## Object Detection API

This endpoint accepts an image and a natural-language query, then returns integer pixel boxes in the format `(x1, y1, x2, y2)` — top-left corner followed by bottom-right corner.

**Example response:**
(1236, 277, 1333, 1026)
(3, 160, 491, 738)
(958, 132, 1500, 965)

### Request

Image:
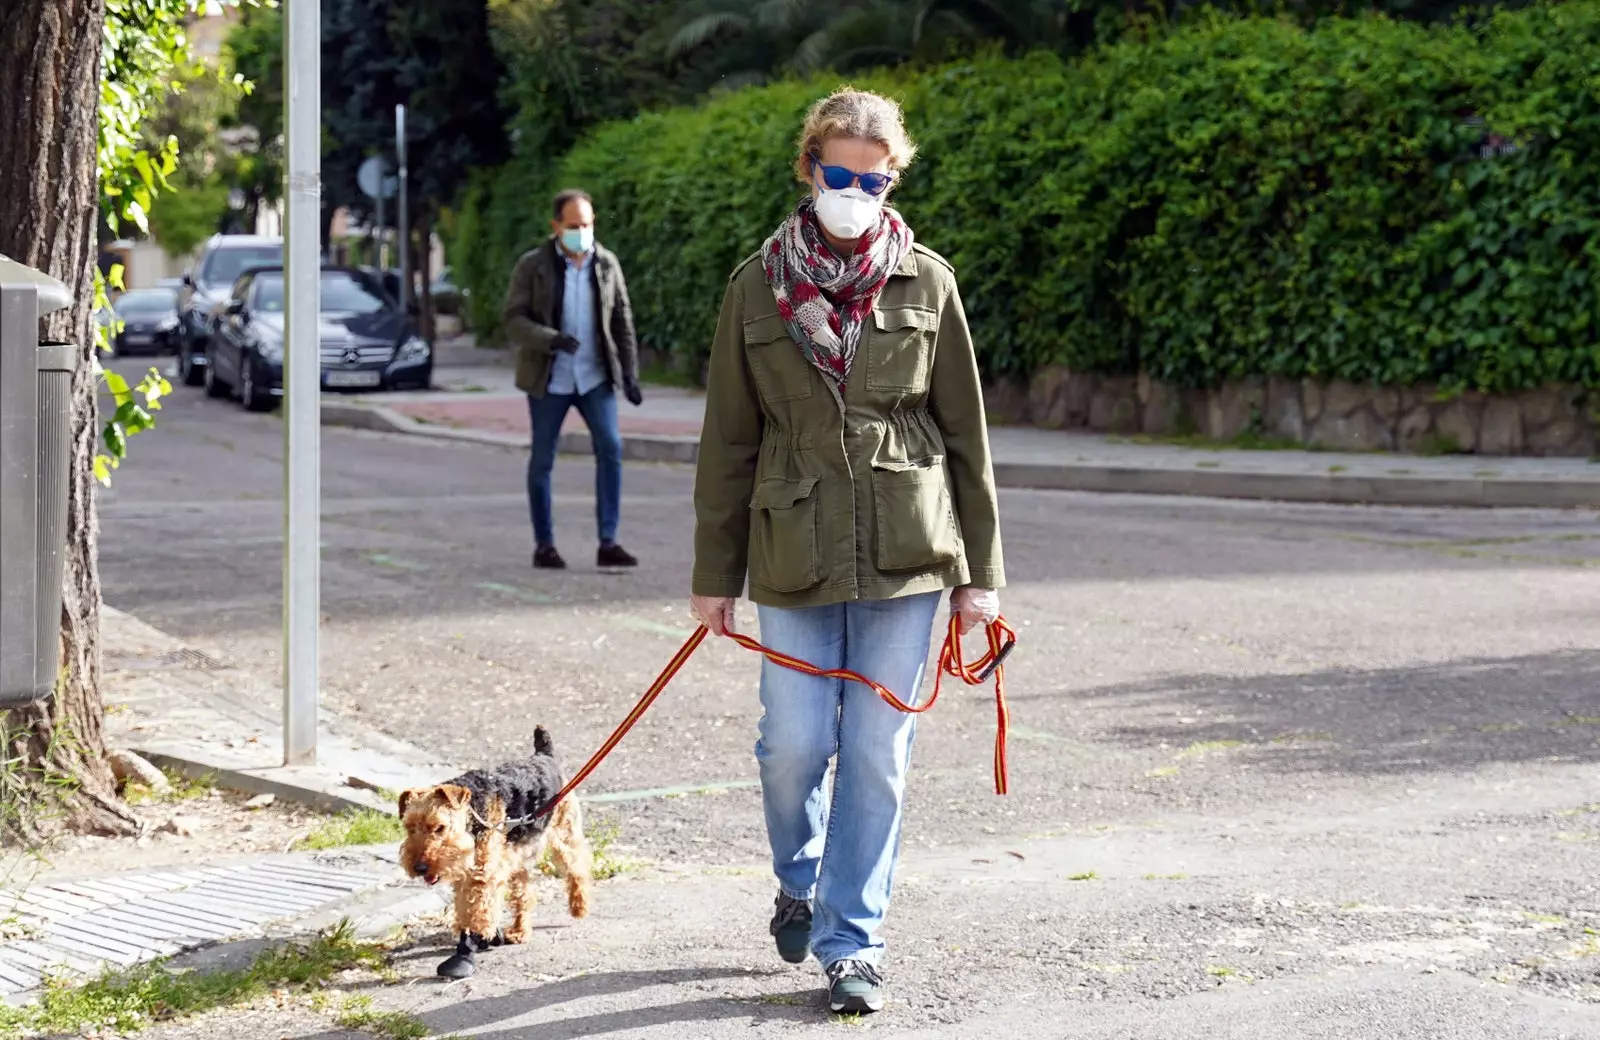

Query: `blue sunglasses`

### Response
(810, 154, 895, 197)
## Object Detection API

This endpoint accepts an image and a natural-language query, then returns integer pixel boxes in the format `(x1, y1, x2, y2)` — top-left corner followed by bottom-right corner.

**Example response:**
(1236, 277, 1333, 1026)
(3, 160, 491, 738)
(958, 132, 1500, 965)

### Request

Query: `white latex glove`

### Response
(689, 595, 737, 636)
(950, 587, 999, 635)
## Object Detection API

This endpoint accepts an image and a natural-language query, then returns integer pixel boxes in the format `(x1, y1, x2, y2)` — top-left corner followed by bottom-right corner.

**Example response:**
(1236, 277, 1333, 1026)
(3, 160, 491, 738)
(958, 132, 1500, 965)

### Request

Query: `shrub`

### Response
(455, 3, 1600, 392)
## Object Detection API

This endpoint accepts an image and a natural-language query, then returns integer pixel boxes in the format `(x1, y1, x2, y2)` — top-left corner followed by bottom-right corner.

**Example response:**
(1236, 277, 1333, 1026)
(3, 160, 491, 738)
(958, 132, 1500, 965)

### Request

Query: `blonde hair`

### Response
(793, 87, 918, 186)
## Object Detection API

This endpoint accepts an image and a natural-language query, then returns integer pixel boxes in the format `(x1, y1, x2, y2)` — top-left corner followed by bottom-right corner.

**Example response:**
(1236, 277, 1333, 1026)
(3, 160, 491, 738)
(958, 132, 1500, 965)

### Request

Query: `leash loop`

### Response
(533, 616, 1014, 817)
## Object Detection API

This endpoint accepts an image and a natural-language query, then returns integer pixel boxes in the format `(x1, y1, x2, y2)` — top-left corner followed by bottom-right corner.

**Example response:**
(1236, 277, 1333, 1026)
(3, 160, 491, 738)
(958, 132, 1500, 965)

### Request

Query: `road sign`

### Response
(357, 156, 397, 200)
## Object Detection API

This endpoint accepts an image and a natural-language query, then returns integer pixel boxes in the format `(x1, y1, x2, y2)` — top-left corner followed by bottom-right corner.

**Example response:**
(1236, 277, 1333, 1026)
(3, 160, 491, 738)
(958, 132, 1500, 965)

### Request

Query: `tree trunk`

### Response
(0, 0, 136, 838)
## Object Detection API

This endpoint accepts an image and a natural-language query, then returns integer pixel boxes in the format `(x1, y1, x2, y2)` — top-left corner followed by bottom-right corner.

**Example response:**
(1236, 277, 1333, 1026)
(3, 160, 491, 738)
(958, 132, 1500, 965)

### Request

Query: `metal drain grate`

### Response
(103, 647, 228, 672)
(0, 856, 392, 994)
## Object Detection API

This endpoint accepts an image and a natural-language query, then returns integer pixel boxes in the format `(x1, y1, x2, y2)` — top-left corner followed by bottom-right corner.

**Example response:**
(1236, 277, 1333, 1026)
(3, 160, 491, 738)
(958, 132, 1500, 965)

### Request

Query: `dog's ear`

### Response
(438, 784, 473, 810)
(397, 788, 420, 816)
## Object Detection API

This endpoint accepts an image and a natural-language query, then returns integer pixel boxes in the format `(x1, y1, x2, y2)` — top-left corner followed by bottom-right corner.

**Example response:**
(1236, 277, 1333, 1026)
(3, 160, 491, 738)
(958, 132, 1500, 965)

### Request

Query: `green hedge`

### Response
(454, 3, 1600, 392)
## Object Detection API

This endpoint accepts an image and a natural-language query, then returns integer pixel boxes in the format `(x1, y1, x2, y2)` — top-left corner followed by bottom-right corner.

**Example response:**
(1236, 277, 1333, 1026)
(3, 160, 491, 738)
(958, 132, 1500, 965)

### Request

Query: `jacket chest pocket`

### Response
(750, 476, 821, 593)
(871, 457, 961, 573)
(743, 314, 814, 403)
(866, 305, 937, 394)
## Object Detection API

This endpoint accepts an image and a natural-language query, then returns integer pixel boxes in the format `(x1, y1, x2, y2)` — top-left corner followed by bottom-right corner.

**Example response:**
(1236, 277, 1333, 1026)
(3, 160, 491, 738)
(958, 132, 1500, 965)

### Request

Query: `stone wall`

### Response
(985, 367, 1598, 457)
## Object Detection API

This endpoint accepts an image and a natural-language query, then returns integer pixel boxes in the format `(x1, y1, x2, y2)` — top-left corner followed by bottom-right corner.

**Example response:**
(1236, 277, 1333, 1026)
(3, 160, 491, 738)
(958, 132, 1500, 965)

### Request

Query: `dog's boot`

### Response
(771, 892, 813, 965)
(436, 934, 478, 980)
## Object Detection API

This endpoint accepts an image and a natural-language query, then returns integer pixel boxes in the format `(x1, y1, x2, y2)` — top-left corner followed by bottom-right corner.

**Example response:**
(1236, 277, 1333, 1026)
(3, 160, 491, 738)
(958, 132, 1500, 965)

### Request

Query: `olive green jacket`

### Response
(692, 242, 1005, 608)
(502, 238, 639, 398)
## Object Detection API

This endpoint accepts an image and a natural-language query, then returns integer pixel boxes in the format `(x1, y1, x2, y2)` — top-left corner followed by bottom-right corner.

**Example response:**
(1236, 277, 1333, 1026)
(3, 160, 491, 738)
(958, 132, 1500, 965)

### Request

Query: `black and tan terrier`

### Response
(398, 727, 594, 979)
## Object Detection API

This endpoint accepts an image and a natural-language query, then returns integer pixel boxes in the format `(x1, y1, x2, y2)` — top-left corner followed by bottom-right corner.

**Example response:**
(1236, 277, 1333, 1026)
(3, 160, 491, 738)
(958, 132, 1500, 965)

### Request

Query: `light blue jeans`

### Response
(755, 590, 941, 968)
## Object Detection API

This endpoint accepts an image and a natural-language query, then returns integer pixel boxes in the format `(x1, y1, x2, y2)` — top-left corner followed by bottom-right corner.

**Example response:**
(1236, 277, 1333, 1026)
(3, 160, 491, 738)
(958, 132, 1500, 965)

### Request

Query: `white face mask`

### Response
(814, 187, 884, 240)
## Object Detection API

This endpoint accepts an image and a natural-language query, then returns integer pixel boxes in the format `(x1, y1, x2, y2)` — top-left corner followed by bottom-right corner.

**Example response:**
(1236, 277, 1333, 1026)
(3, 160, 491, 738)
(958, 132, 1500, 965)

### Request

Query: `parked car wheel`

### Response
(240, 360, 273, 412)
(179, 346, 206, 387)
(203, 356, 230, 399)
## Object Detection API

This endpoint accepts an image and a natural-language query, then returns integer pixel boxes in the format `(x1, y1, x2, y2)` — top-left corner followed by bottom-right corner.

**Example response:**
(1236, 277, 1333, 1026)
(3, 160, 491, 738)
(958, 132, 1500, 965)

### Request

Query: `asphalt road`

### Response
(104, 359, 1600, 1038)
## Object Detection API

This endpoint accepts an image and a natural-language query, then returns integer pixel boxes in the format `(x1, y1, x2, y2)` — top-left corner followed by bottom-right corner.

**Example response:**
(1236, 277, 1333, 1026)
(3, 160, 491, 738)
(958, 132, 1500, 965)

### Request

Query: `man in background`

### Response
(503, 188, 644, 570)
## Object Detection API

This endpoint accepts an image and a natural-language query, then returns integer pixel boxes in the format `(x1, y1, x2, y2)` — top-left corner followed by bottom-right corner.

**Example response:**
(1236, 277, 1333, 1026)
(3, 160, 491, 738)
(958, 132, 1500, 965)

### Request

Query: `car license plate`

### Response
(324, 370, 381, 388)
(122, 333, 151, 346)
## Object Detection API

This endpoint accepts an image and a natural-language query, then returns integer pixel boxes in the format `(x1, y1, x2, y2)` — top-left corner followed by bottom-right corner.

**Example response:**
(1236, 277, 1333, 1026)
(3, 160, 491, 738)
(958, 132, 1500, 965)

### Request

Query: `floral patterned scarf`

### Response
(760, 198, 913, 391)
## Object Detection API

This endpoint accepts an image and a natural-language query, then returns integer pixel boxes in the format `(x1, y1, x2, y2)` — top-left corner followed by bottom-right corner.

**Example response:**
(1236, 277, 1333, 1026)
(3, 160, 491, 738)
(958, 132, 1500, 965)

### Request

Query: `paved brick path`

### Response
(392, 396, 703, 439)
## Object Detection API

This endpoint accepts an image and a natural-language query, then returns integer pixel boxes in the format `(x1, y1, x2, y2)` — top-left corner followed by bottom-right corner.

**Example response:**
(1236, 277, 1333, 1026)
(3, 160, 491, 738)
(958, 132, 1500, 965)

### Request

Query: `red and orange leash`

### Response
(533, 614, 1017, 819)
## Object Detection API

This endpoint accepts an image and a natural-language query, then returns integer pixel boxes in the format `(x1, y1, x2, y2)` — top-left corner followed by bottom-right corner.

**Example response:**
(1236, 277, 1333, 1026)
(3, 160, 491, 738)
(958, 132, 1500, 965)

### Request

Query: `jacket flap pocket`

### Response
(873, 306, 937, 333)
(743, 314, 792, 345)
(872, 454, 945, 473)
(750, 476, 819, 510)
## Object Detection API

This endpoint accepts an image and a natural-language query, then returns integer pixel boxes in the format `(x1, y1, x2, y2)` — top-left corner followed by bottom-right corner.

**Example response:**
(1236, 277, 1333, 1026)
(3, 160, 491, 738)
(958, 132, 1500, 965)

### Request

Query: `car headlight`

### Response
(258, 339, 284, 362)
(397, 335, 429, 362)
(157, 316, 179, 332)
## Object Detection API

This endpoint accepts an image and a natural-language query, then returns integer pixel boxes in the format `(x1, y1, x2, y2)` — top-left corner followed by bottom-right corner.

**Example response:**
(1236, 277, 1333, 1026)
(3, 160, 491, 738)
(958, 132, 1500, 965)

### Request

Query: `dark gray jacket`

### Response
(503, 238, 639, 398)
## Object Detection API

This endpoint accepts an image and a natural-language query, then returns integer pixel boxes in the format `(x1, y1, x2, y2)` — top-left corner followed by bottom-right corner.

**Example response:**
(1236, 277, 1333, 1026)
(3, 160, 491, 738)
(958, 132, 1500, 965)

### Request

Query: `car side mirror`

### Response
(182, 271, 194, 288)
(227, 299, 247, 317)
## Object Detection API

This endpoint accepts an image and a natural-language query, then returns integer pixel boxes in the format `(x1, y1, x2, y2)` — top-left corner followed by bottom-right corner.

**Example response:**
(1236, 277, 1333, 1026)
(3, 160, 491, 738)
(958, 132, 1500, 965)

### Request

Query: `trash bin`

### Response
(0, 255, 77, 708)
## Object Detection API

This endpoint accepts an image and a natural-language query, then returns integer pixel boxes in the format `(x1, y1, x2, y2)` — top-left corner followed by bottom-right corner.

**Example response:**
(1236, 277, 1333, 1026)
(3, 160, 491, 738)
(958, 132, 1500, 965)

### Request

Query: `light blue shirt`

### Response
(547, 251, 607, 396)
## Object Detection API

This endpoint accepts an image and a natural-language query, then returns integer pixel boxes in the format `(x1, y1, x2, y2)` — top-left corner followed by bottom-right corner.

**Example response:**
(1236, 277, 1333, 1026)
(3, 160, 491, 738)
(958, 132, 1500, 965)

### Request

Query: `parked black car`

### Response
(110, 287, 180, 355)
(203, 265, 432, 411)
(176, 234, 283, 386)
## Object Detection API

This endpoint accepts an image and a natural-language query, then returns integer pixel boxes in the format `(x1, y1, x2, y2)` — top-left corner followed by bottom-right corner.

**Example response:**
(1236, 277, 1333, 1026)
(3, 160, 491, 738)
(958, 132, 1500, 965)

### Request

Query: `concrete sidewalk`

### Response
(0, 610, 464, 1003)
(322, 355, 1600, 508)
(102, 606, 457, 814)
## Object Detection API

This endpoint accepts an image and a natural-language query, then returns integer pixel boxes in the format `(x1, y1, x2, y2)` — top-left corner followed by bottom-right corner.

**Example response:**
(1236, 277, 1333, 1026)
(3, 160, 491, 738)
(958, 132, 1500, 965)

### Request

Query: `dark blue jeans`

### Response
(526, 385, 622, 547)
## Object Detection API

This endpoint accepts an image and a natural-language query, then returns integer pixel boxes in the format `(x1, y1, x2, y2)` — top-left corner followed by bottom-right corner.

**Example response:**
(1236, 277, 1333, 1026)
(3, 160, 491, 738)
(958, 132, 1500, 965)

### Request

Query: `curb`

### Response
(133, 750, 388, 817)
(321, 399, 698, 464)
(320, 401, 1600, 509)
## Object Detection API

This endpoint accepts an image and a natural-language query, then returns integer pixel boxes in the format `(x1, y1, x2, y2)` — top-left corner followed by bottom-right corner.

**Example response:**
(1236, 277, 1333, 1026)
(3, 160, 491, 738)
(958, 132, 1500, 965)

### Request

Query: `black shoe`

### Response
(597, 542, 638, 568)
(533, 545, 567, 570)
(826, 959, 886, 1014)
(437, 933, 479, 979)
(770, 892, 813, 965)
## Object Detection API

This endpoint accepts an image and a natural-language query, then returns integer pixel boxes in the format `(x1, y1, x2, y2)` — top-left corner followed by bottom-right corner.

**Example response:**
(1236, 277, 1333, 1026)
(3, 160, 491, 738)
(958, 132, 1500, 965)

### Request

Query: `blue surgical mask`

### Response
(560, 227, 594, 255)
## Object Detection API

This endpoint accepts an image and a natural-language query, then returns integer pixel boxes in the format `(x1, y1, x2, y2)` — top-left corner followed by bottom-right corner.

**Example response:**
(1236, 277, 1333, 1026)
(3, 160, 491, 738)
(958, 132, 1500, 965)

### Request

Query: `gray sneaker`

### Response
(826, 959, 886, 1014)
(770, 892, 813, 964)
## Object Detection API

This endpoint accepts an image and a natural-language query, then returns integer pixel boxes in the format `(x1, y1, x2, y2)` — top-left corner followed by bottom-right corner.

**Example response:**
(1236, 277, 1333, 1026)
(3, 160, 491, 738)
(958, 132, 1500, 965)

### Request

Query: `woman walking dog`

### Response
(689, 87, 1005, 1014)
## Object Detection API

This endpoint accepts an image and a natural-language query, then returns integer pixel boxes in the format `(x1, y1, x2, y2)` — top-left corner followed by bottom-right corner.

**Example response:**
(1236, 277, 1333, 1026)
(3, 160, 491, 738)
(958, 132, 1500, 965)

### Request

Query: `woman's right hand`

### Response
(689, 595, 737, 636)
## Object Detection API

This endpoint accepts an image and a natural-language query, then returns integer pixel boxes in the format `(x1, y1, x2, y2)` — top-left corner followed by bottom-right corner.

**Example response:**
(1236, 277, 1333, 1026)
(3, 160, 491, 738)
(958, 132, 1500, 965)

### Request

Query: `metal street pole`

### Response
(396, 104, 409, 309)
(283, 0, 320, 765)
(374, 189, 385, 270)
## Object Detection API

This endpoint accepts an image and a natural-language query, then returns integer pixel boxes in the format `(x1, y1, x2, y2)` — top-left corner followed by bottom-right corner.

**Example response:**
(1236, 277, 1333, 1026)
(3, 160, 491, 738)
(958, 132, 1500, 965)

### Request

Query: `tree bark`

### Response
(0, 0, 136, 838)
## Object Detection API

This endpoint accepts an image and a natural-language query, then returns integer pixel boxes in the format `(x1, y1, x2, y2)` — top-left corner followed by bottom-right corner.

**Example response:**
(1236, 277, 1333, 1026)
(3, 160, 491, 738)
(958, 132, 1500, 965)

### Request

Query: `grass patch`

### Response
(296, 809, 404, 851)
(539, 816, 637, 881)
(1477, 721, 1528, 733)
(1145, 765, 1179, 778)
(1556, 715, 1600, 727)
(639, 361, 700, 389)
(1327, 464, 1348, 474)
(1066, 871, 1099, 882)
(1142, 873, 1189, 880)
(1524, 912, 1566, 925)
(1122, 431, 1307, 452)
(1175, 739, 1248, 759)
(1206, 965, 1240, 978)
(336, 995, 450, 1039)
(124, 767, 215, 806)
(0, 921, 384, 1036)
(1415, 433, 1465, 456)
(1556, 804, 1600, 817)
